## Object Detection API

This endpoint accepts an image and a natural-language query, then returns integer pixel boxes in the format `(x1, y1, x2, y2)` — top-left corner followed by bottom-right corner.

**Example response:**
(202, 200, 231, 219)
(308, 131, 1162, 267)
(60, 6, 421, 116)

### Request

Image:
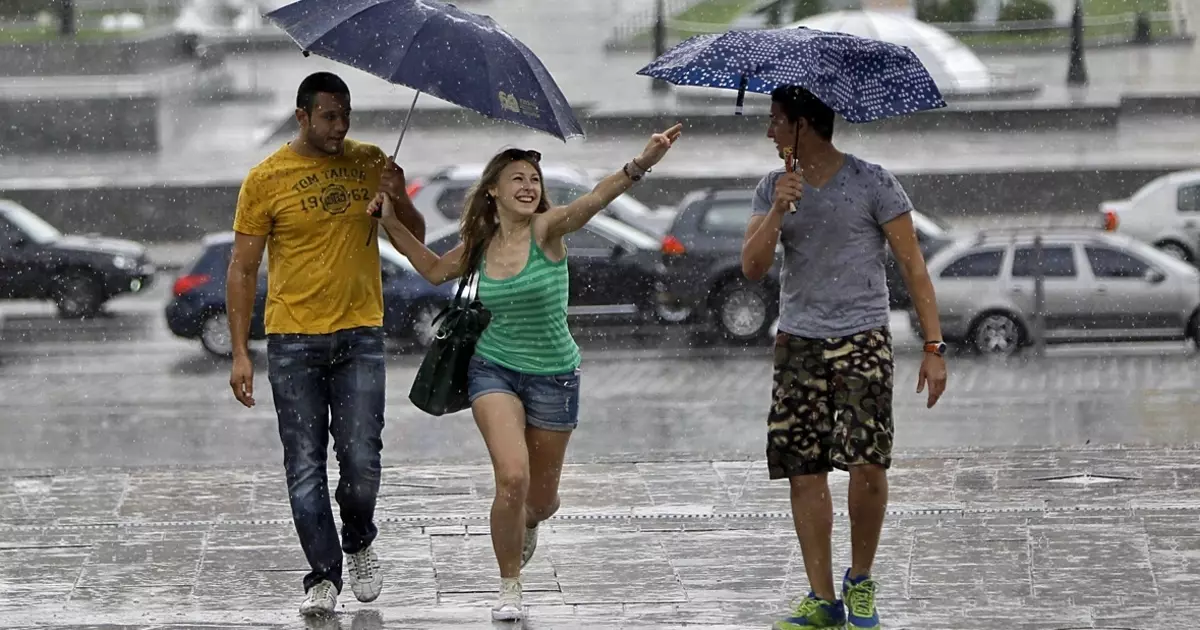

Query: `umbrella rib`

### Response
(383, 11, 440, 99)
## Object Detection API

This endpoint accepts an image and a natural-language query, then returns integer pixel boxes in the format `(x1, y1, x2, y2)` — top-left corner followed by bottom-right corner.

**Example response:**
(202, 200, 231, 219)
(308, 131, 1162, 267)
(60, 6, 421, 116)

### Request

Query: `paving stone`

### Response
(4, 447, 1200, 627)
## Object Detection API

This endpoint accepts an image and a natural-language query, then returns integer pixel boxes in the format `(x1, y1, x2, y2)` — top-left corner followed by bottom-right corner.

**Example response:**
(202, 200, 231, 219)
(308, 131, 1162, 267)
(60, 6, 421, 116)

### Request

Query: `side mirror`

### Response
(610, 244, 626, 259)
(1145, 269, 1166, 284)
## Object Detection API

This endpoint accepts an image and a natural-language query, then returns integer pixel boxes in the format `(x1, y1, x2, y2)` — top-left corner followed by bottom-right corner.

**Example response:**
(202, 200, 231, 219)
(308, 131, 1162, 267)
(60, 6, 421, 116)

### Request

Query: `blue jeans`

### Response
(466, 354, 581, 431)
(266, 326, 386, 593)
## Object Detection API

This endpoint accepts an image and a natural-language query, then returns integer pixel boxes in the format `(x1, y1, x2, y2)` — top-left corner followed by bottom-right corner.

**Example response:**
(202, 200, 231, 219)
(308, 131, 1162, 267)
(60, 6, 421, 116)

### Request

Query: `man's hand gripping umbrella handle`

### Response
(782, 148, 799, 214)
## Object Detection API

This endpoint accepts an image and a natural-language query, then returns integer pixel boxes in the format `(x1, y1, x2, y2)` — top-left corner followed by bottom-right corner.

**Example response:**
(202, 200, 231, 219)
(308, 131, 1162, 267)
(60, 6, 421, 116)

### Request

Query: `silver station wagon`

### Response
(915, 229, 1200, 355)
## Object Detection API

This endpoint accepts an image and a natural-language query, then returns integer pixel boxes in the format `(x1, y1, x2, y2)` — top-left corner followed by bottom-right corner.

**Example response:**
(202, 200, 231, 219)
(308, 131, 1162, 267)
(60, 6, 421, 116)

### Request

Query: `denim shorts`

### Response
(466, 354, 581, 432)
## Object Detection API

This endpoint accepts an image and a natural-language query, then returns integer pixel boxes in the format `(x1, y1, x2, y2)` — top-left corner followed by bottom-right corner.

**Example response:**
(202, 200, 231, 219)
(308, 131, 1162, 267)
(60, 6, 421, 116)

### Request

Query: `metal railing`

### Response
(932, 10, 1183, 38)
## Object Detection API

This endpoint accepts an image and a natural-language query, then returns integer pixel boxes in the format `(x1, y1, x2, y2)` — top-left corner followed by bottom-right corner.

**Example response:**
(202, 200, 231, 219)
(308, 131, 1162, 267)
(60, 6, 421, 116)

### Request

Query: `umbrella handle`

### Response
(783, 147, 798, 214)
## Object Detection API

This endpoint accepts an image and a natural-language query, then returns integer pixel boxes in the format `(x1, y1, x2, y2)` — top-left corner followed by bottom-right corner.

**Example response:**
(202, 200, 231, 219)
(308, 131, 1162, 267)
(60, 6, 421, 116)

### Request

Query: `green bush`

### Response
(997, 0, 1055, 21)
(916, 0, 978, 22)
(0, 0, 54, 19)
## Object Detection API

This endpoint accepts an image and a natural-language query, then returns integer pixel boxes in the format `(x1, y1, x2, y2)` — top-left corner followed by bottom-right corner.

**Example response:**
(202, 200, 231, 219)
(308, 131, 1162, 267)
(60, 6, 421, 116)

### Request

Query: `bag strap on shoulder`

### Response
(452, 243, 485, 305)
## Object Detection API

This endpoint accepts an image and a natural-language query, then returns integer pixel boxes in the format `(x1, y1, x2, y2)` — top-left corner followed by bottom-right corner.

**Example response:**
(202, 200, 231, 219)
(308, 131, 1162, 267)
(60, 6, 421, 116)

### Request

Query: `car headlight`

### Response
(112, 255, 136, 270)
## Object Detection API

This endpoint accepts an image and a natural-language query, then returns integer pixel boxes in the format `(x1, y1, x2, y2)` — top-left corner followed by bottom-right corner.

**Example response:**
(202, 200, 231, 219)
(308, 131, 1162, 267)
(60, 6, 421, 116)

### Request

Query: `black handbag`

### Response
(408, 248, 491, 416)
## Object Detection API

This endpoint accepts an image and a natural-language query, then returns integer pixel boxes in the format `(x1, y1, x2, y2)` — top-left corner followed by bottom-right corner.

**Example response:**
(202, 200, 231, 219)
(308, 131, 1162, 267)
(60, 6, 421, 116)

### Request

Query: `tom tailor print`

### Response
(766, 327, 895, 479)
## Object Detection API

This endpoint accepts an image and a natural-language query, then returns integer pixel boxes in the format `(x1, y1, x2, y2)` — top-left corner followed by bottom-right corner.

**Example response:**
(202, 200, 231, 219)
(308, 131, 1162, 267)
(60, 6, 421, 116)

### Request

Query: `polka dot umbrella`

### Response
(636, 26, 946, 123)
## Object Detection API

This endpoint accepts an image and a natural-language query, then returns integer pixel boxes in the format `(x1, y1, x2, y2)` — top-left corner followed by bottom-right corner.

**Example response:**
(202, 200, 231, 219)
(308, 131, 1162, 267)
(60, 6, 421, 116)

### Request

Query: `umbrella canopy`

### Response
(266, 0, 584, 142)
(636, 26, 946, 123)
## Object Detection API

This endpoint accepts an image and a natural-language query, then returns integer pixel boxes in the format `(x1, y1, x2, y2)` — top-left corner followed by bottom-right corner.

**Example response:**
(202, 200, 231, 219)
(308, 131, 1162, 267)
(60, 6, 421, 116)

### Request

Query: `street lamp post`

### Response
(58, 0, 76, 37)
(1032, 234, 1046, 357)
(1067, 0, 1088, 85)
(651, 0, 670, 93)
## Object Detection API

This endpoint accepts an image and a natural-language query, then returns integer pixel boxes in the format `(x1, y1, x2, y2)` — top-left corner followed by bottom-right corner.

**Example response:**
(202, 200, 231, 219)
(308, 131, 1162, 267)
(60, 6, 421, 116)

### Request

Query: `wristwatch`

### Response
(923, 340, 947, 357)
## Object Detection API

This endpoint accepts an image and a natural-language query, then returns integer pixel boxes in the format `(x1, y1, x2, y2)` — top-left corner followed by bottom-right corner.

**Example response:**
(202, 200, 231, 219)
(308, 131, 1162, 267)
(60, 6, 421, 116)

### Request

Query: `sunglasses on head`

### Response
(502, 148, 541, 163)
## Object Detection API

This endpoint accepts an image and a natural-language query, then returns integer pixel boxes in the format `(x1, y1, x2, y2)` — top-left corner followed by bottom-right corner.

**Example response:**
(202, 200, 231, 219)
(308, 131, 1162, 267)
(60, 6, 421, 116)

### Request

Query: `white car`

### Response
(1100, 169, 1200, 264)
(918, 228, 1200, 355)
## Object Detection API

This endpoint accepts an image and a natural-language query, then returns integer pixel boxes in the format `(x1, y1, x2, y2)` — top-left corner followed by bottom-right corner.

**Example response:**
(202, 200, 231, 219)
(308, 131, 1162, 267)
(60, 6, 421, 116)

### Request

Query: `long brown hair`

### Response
(458, 148, 551, 276)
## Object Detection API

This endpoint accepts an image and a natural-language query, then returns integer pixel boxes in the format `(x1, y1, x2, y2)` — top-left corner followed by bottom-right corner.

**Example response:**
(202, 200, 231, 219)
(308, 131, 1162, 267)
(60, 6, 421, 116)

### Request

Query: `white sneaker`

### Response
(520, 524, 539, 568)
(299, 579, 338, 616)
(346, 545, 383, 603)
(490, 577, 523, 622)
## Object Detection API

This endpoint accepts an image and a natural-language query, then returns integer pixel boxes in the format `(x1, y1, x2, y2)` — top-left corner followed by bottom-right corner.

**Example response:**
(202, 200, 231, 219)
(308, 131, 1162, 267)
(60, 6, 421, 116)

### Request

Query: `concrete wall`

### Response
(0, 166, 1191, 243)
(0, 96, 160, 153)
(265, 100, 1126, 146)
(0, 30, 199, 76)
(0, 61, 234, 154)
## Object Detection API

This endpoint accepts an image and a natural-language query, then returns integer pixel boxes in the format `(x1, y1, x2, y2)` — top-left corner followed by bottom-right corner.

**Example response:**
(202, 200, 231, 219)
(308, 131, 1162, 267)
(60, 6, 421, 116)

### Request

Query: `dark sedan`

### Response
(165, 232, 456, 357)
(655, 188, 953, 343)
(425, 214, 671, 324)
(0, 199, 156, 318)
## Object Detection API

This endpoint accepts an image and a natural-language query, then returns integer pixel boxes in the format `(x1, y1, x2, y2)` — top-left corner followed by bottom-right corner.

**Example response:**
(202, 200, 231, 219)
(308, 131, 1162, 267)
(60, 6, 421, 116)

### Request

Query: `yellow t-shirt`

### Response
(232, 139, 388, 335)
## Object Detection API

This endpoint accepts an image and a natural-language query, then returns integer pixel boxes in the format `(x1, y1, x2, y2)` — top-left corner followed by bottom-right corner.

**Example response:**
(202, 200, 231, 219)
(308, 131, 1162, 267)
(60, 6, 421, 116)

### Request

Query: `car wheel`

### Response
(54, 272, 105, 319)
(712, 279, 773, 343)
(969, 312, 1023, 356)
(1188, 311, 1200, 349)
(410, 301, 445, 350)
(200, 312, 233, 358)
(1155, 241, 1194, 263)
(654, 302, 693, 324)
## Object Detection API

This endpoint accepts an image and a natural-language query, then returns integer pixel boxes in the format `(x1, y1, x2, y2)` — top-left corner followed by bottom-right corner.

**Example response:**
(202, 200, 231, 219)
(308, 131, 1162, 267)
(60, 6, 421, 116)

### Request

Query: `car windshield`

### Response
(589, 215, 660, 249)
(1, 201, 62, 244)
(912, 210, 951, 237)
(607, 192, 654, 217)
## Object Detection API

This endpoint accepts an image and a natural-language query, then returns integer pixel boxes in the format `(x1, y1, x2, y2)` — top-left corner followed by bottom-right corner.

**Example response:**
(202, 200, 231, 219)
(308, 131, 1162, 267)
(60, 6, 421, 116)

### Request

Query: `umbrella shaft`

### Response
(392, 90, 423, 160)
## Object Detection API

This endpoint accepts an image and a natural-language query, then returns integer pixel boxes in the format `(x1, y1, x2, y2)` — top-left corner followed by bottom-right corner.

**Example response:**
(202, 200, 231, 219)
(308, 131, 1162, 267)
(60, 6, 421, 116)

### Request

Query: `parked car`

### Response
(407, 162, 676, 235)
(0, 198, 155, 318)
(1100, 169, 1200, 264)
(918, 228, 1200, 355)
(655, 188, 954, 343)
(423, 213, 672, 324)
(165, 232, 456, 357)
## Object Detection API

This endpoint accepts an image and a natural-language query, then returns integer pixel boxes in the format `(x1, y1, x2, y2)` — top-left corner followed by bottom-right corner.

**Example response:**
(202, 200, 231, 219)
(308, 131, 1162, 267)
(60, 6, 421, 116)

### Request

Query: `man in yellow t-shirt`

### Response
(225, 71, 426, 617)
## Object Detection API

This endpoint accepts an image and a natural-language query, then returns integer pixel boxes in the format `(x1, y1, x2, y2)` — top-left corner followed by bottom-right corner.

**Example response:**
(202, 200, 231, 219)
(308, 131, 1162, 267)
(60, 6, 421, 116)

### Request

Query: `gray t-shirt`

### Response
(751, 154, 913, 339)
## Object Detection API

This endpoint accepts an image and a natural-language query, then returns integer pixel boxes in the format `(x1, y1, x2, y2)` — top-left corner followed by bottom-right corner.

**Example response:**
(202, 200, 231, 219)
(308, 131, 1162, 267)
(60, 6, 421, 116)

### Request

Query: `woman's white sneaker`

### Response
(491, 577, 524, 622)
(299, 579, 338, 616)
(346, 545, 383, 603)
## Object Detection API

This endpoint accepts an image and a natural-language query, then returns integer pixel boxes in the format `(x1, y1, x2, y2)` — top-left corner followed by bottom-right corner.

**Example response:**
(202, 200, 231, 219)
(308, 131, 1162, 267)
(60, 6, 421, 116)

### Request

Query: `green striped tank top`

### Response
(473, 233, 581, 375)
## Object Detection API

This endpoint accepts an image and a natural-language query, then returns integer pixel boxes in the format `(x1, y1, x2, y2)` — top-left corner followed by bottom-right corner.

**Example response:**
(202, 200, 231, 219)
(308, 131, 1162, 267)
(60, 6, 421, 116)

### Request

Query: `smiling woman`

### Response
(372, 124, 683, 622)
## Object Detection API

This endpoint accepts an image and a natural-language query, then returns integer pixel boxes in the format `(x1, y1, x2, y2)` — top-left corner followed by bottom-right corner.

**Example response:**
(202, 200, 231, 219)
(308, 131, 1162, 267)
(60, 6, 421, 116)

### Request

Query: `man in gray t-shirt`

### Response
(741, 86, 948, 630)
(750, 156, 914, 339)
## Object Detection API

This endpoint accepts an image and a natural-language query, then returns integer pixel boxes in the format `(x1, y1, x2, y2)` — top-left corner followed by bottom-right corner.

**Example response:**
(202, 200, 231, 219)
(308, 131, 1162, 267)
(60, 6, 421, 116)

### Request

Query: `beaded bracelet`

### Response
(624, 158, 650, 182)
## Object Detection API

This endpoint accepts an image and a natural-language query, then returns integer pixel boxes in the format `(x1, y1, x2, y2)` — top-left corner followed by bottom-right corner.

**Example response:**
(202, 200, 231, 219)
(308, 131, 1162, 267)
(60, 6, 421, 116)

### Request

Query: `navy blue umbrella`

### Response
(636, 27, 945, 123)
(266, 0, 585, 158)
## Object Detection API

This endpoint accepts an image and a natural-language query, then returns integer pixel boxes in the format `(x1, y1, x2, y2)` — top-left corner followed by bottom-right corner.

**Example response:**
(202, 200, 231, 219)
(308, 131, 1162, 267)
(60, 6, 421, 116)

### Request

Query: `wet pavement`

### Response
(1, 447, 1199, 629)
(0, 279, 1198, 472)
(2, 274, 1200, 627)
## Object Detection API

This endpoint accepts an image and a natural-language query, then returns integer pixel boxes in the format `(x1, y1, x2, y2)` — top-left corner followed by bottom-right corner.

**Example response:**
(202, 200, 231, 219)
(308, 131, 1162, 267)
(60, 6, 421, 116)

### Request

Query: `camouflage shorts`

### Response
(766, 327, 895, 479)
